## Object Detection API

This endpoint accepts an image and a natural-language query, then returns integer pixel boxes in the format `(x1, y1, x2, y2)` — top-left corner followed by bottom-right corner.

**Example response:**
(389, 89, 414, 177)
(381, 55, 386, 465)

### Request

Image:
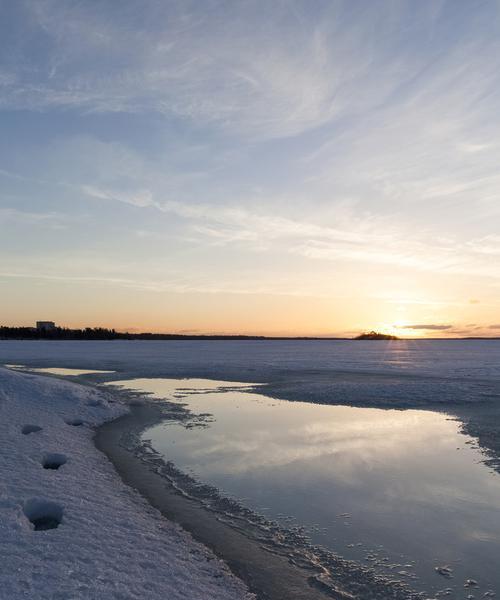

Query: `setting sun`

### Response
(3, 3, 500, 600)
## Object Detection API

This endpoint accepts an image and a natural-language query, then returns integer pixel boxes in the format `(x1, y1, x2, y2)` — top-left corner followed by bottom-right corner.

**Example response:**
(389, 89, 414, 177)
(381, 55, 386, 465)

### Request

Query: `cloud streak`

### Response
(3, 2, 500, 333)
(3, 1, 484, 141)
(400, 324, 453, 331)
(79, 181, 500, 283)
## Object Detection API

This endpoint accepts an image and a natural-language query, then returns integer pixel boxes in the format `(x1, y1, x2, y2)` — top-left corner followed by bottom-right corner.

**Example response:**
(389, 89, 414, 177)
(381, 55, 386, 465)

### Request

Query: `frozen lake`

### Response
(2, 338, 500, 410)
(2, 338, 500, 385)
(104, 376, 500, 600)
(2, 340, 500, 598)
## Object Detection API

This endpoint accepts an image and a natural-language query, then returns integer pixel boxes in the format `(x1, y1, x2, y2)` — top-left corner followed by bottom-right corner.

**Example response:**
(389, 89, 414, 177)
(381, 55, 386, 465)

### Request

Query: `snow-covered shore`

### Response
(0, 367, 254, 600)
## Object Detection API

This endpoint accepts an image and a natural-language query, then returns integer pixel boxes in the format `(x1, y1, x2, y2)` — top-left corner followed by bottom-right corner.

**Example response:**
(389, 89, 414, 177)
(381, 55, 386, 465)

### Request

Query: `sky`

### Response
(1, 0, 500, 337)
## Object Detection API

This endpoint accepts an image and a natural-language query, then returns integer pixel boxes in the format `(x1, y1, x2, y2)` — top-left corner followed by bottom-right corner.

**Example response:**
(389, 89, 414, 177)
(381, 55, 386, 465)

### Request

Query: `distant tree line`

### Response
(0, 326, 350, 341)
(0, 326, 126, 340)
(0, 326, 276, 341)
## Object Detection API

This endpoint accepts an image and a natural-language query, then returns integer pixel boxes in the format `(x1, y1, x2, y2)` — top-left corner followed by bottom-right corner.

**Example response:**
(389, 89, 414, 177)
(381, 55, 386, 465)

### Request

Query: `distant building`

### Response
(36, 321, 56, 331)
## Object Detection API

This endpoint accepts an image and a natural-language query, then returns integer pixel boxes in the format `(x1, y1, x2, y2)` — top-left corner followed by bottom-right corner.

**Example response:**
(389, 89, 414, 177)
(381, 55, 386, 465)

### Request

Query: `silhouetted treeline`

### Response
(0, 326, 272, 341)
(0, 326, 127, 340)
(0, 326, 347, 341)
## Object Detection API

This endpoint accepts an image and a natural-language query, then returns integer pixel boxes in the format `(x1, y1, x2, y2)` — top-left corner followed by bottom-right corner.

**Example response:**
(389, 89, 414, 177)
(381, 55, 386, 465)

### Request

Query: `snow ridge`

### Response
(0, 367, 253, 600)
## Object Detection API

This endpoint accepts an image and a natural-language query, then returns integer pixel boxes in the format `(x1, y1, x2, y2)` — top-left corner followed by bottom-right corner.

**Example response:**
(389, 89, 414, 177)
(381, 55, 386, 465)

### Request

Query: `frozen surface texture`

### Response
(1, 339, 500, 408)
(0, 367, 253, 600)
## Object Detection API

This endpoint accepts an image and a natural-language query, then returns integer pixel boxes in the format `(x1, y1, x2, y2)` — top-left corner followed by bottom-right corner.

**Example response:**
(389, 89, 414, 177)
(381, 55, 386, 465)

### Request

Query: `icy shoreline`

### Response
(3, 339, 500, 599)
(0, 367, 254, 600)
(95, 385, 424, 600)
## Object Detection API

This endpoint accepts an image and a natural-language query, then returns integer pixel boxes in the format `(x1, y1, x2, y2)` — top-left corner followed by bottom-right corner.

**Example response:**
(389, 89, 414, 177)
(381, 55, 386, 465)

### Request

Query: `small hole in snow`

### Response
(42, 453, 67, 470)
(130, 399, 144, 407)
(22, 425, 42, 435)
(24, 498, 63, 531)
(66, 419, 83, 427)
(87, 399, 102, 407)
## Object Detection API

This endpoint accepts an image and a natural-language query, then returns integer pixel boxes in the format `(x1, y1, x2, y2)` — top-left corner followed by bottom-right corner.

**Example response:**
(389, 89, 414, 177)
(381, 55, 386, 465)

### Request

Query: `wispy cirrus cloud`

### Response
(0, 1, 339, 137)
(0, 267, 330, 299)
(400, 324, 453, 331)
(3, 1, 500, 333)
(1, 0, 472, 140)
(79, 181, 500, 283)
(0, 207, 71, 229)
(81, 185, 154, 209)
(466, 236, 500, 256)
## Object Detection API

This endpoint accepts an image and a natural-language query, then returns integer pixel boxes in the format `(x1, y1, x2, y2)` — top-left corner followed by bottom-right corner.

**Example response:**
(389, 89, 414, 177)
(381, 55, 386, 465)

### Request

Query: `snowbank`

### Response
(0, 367, 253, 600)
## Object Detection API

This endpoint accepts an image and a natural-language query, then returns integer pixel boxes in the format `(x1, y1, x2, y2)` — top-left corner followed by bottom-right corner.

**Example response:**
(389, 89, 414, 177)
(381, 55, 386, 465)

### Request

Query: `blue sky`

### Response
(2, 0, 500, 335)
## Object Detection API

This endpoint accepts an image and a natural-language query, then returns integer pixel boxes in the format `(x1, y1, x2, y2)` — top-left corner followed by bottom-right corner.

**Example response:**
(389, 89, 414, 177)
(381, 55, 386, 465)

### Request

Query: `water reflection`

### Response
(113, 378, 500, 598)
(6, 365, 115, 376)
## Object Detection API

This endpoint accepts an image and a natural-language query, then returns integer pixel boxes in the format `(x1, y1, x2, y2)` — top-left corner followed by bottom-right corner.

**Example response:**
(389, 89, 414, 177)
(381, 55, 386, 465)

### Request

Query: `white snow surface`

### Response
(3, 339, 500, 408)
(0, 367, 254, 600)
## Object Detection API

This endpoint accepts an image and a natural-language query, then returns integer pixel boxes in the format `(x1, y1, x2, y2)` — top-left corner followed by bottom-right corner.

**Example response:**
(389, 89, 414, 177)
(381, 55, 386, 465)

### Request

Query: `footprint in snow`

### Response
(21, 424, 42, 435)
(24, 498, 64, 531)
(41, 453, 67, 470)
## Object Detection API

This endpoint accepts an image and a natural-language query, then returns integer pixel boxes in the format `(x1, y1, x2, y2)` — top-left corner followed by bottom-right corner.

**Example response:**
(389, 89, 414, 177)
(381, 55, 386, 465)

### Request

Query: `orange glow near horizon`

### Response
(2, 3, 500, 342)
(2, 287, 498, 339)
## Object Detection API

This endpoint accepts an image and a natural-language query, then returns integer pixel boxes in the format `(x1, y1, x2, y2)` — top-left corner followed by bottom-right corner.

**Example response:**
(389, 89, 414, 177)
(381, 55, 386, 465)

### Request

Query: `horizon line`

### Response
(1, 324, 500, 341)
